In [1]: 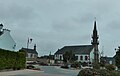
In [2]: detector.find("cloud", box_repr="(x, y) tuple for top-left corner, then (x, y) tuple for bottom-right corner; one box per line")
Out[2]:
(0, 0), (120, 56)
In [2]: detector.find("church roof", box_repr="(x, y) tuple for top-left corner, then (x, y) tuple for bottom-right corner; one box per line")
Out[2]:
(55, 45), (94, 55)
(21, 48), (38, 54)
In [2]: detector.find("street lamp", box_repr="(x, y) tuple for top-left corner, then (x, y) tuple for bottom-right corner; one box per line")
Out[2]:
(26, 38), (33, 68)
(27, 38), (33, 49)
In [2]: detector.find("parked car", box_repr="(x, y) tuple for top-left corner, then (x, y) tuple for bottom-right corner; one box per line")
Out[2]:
(27, 65), (35, 69)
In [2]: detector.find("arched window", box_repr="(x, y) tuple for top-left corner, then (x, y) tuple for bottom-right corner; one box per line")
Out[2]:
(80, 56), (83, 60)
(75, 56), (78, 60)
(85, 56), (88, 60)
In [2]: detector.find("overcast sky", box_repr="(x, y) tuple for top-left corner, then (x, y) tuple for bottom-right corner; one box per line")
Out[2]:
(0, 0), (120, 57)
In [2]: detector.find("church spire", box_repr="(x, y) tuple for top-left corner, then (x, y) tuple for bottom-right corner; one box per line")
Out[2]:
(94, 20), (97, 31)
(91, 19), (99, 45)
(91, 19), (99, 63)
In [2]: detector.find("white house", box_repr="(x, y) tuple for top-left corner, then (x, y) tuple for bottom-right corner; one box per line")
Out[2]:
(0, 24), (16, 51)
(20, 44), (38, 60)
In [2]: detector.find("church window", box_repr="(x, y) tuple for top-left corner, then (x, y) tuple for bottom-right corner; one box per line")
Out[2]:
(85, 56), (88, 60)
(80, 56), (83, 60)
(75, 56), (78, 60)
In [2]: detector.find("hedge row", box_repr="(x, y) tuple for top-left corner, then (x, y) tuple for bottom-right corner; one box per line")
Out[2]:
(0, 49), (26, 70)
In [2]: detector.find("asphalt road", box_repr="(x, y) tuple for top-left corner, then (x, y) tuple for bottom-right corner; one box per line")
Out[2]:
(1, 66), (80, 76)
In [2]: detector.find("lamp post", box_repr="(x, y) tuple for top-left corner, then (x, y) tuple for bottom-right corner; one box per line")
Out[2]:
(26, 38), (33, 67)
(27, 38), (33, 49)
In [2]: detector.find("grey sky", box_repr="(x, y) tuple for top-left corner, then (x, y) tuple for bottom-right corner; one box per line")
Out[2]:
(0, 0), (120, 56)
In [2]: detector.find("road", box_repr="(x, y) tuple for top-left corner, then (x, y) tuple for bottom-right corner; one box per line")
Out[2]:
(0, 66), (80, 76)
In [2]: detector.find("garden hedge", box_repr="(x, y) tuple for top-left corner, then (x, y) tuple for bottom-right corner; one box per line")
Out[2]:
(0, 49), (25, 70)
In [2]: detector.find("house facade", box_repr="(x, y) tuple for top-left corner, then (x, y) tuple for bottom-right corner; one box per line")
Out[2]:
(0, 24), (16, 51)
(54, 20), (100, 64)
(100, 57), (115, 65)
(20, 44), (38, 61)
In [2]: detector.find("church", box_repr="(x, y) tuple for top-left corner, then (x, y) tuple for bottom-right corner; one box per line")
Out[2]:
(54, 20), (100, 64)
(0, 24), (16, 51)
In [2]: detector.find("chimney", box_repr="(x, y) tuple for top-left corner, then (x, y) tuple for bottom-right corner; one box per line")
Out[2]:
(34, 44), (36, 51)
(0, 23), (3, 31)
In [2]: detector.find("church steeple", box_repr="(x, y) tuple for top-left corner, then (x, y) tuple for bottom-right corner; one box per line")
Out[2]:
(91, 20), (99, 45)
(91, 19), (99, 63)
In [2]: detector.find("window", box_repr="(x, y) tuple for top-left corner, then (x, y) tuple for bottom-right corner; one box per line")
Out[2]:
(31, 54), (33, 58)
(85, 56), (88, 60)
(109, 61), (112, 64)
(80, 56), (83, 60)
(75, 56), (78, 60)
(60, 56), (62, 60)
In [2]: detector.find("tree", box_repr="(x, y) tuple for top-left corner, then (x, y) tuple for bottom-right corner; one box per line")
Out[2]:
(115, 48), (120, 68)
(63, 51), (76, 63)
(100, 58), (106, 69)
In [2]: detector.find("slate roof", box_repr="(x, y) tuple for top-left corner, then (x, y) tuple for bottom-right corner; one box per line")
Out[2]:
(21, 48), (38, 54)
(55, 45), (94, 55)
(101, 57), (114, 61)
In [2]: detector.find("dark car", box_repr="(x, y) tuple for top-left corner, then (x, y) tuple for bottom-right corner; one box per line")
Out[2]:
(27, 65), (35, 69)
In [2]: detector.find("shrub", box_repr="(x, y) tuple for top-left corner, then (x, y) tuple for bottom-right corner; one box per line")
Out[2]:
(99, 69), (110, 76)
(110, 71), (120, 76)
(77, 69), (94, 76)
(93, 62), (100, 69)
(78, 68), (120, 76)
(0, 49), (25, 70)
(71, 61), (80, 68)
(81, 62), (88, 67)
(105, 64), (116, 71)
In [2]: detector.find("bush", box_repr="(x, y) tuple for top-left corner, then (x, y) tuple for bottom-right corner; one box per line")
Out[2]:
(93, 62), (100, 69)
(77, 69), (94, 76)
(105, 64), (116, 71)
(110, 71), (120, 76)
(0, 49), (26, 70)
(81, 62), (88, 67)
(99, 69), (110, 76)
(77, 68), (120, 76)
(78, 69), (110, 76)
(71, 61), (80, 68)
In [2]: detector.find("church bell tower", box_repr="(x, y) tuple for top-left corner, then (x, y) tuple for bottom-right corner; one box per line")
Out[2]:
(91, 19), (99, 62)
